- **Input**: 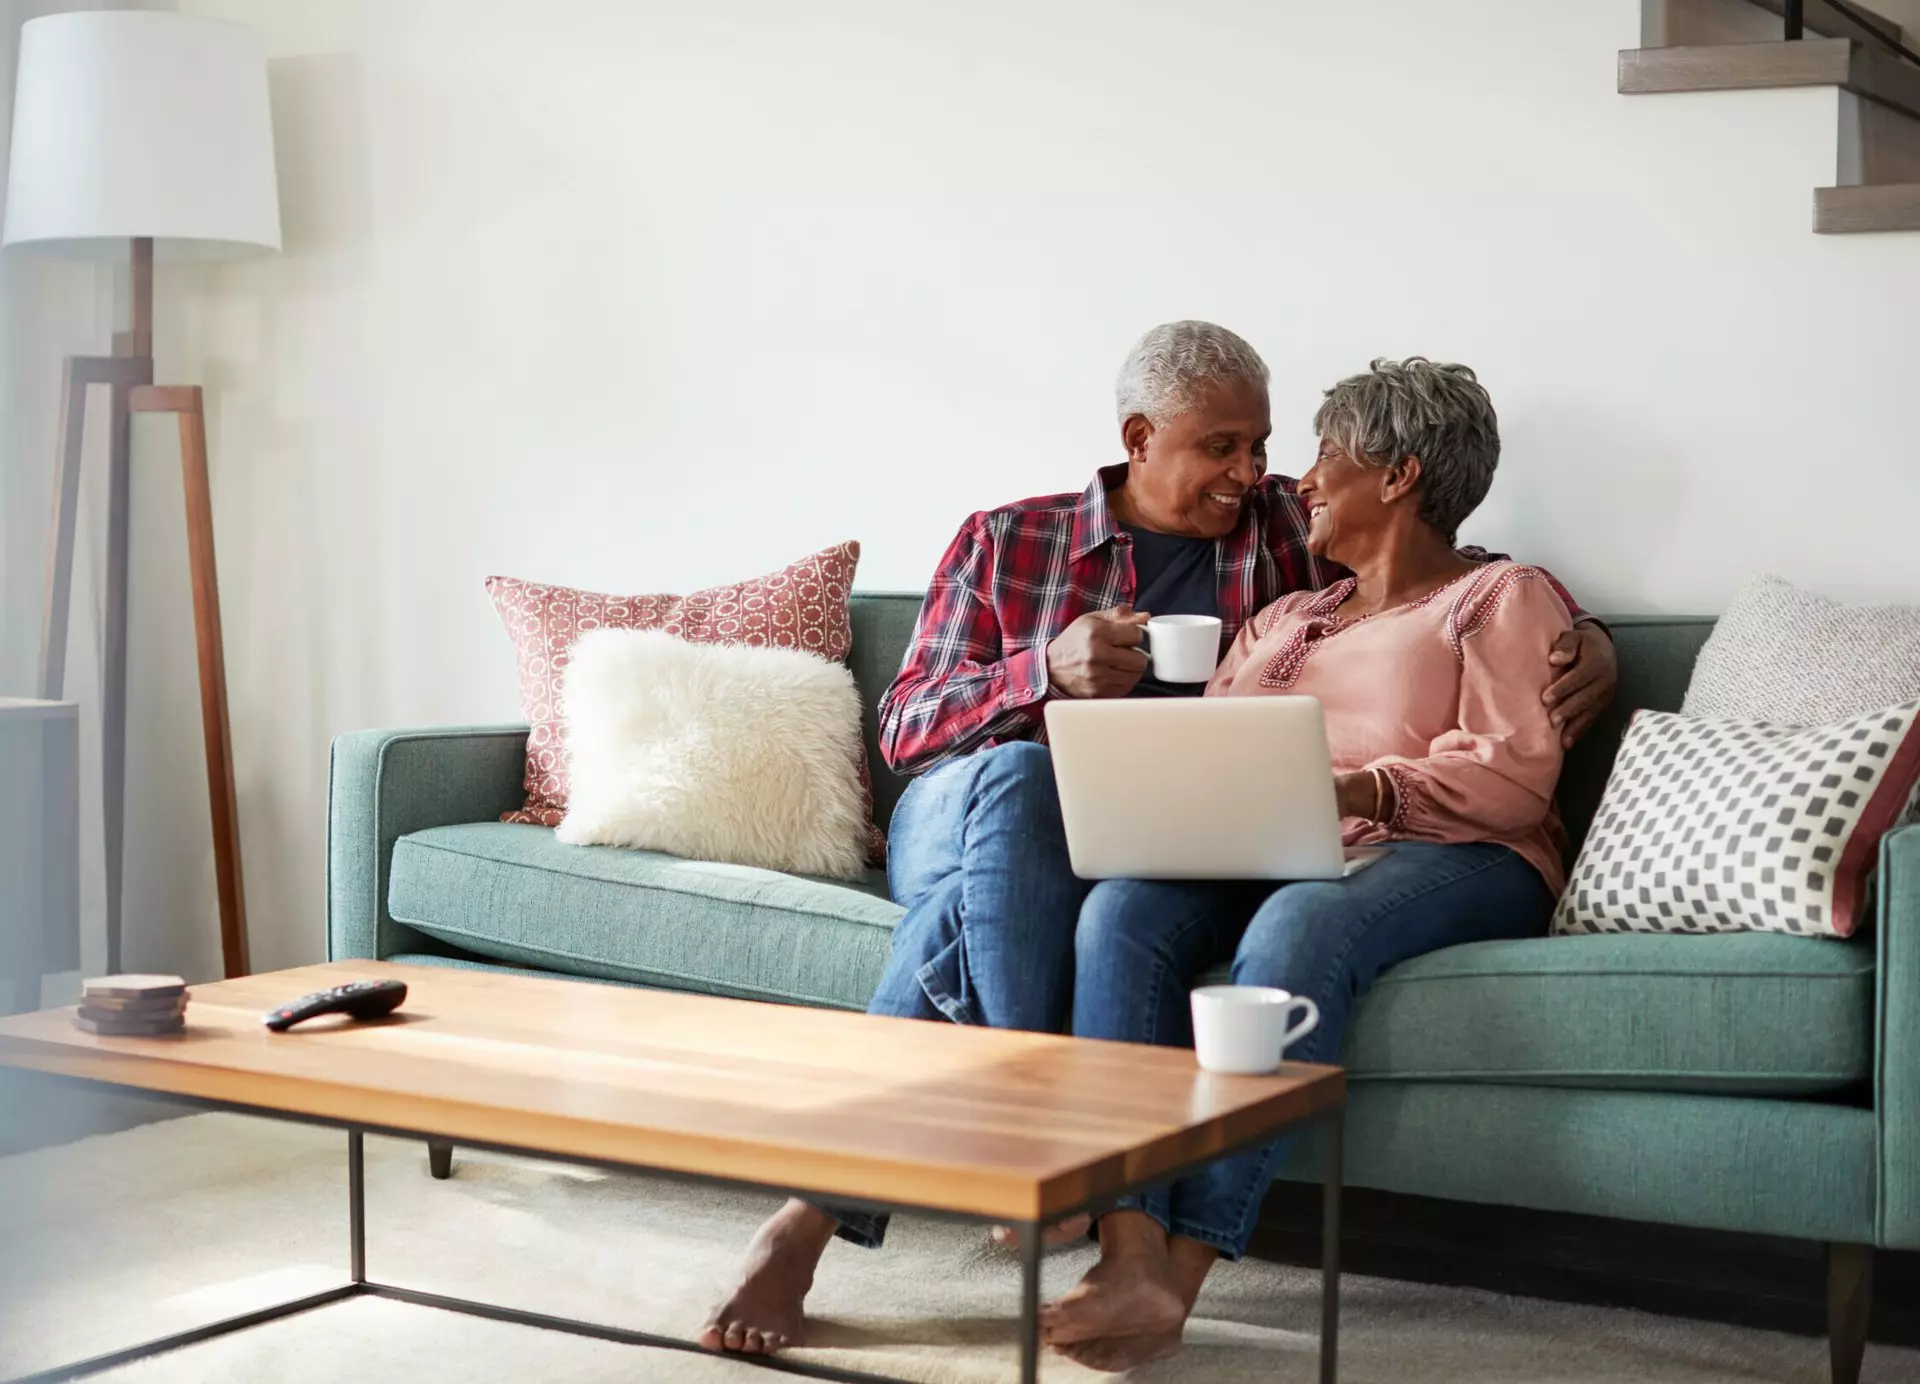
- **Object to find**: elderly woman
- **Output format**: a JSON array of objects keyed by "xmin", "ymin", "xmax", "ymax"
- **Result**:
[{"xmin": 1039, "ymin": 358, "xmax": 1571, "ymax": 1372}]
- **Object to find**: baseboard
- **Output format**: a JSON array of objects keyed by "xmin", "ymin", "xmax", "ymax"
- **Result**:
[{"xmin": 1249, "ymin": 1181, "xmax": 1920, "ymax": 1347}]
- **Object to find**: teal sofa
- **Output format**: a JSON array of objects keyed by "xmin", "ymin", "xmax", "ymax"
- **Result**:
[{"xmin": 329, "ymin": 594, "xmax": 1915, "ymax": 1378}]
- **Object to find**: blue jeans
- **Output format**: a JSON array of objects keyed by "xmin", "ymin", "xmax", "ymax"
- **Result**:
[
  {"xmin": 1072, "ymin": 841, "xmax": 1554, "ymax": 1259},
  {"xmin": 831, "ymin": 741, "xmax": 1087, "ymax": 1247}
]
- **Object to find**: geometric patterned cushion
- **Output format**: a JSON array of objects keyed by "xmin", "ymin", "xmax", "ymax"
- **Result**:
[
  {"xmin": 484, "ymin": 542, "xmax": 885, "ymax": 862},
  {"xmin": 1552, "ymin": 699, "xmax": 1920, "ymax": 939}
]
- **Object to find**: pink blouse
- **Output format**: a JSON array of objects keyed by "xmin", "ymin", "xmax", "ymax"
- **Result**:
[{"xmin": 1206, "ymin": 560, "xmax": 1572, "ymax": 893}]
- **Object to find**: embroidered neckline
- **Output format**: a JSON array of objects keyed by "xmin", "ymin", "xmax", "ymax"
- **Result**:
[
  {"xmin": 1258, "ymin": 567, "xmax": 1482, "ymax": 690},
  {"xmin": 1311, "ymin": 567, "xmax": 1479, "ymax": 625}
]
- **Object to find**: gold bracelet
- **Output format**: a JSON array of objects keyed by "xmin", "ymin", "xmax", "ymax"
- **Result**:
[{"xmin": 1369, "ymin": 767, "xmax": 1385, "ymax": 822}]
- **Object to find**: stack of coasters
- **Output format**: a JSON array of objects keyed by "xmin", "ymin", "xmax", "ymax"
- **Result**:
[{"xmin": 74, "ymin": 975, "xmax": 189, "ymax": 1035}]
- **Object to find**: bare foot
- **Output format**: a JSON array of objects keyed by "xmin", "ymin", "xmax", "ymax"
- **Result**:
[
  {"xmin": 1055, "ymin": 1331, "xmax": 1184, "ymax": 1373},
  {"xmin": 1038, "ymin": 1215, "xmax": 1187, "ymax": 1347},
  {"xmin": 989, "ymin": 1213, "xmax": 1092, "ymax": 1249},
  {"xmin": 698, "ymin": 1199, "xmax": 837, "ymax": 1355}
]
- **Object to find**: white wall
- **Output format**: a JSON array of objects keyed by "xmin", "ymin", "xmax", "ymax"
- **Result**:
[
  {"xmin": 2, "ymin": 0, "xmax": 123, "ymax": 999},
  {"xmin": 41, "ymin": 0, "xmax": 1920, "ymax": 977}
]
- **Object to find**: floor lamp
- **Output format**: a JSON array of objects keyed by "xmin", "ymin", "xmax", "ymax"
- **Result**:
[{"xmin": 3, "ymin": 13, "xmax": 281, "ymax": 979}]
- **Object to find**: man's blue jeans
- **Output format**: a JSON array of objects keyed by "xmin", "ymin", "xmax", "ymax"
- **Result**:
[
  {"xmin": 831, "ymin": 741, "xmax": 1087, "ymax": 1248},
  {"xmin": 1071, "ymin": 841, "xmax": 1554, "ymax": 1260}
]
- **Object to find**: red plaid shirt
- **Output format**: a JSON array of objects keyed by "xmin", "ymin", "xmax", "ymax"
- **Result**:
[{"xmin": 877, "ymin": 464, "xmax": 1588, "ymax": 776}]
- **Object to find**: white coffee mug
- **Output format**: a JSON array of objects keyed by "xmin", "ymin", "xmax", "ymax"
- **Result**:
[
  {"xmin": 1140, "ymin": 614, "xmax": 1223, "ymax": 684},
  {"xmin": 1190, "ymin": 985, "xmax": 1321, "ymax": 1075}
]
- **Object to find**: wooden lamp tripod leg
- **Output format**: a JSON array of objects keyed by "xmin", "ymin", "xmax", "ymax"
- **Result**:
[
  {"xmin": 130, "ymin": 385, "xmax": 250, "ymax": 978},
  {"xmin": 39, "ymin": 355, "xmax": 148, "ymax": 975},
  {"xmin": 35, "ymin": 360, "xmax": 87, "ymax": 705},
  {"xmin": 102, "ymin": 369, "xmax": 133, "ymax": 976},
  {"xmin": 36, "ymin": 242, "xmax": 248, "ymax": 982}
]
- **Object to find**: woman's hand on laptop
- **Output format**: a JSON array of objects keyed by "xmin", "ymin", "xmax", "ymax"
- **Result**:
[
  {"xmin": 1334, "ymin": 769, "xmax": 1394, "ymax": 823},
  {"xmin": 1046, "ymin": 606, "xmax": 1151, "ymax": 699}
]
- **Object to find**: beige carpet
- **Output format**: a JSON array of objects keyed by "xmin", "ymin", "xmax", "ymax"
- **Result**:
[{"xmin": 0, "ymin": 1112, "xmax": 1915, "ymax": 1383}]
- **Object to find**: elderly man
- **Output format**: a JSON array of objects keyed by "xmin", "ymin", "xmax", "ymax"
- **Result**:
[{"xmin": 699, "ymin": 321, "xmax": 1616, "ymax": 1357}]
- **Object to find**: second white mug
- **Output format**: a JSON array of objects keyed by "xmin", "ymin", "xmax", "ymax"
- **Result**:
[
  {"xmin": 1140, "ymin": 614, "xmax": 1222, "ymax": 683},
  {"xmin": 1190, "ymin": 985, "xmax": 1321, "ymax": 1075}
]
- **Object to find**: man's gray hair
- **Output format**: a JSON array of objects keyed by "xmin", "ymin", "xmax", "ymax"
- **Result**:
[
  {"xmin": 1312, "ymin": 357, "xmax": 1500, "ymax": 544},
  {"xmin": 1116, "ymin": 320, "xmax": 1270, "ymax": 426}
]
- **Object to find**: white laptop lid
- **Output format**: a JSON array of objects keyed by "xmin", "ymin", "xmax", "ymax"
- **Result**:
[{"xmin": 1044, "ymin": 697, "xmax": 1350, "ymax": 880}]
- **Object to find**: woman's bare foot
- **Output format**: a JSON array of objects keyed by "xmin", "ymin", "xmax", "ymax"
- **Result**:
[
  {"xmin": 698, "ymin": 1199, "xmax": 838, "ymax": 1355},
  {"xmin": 1040, "ymin": 1213, "xmax": 1219, "ymax": 1355},
  {"xmin": 988, "ymin": 1213, "xmax": 1092, "ymax": 1249},
  {"xmin": 1056, "ymin": 1332, "xmax": 1185, "ymax": 1374},
  {"xmin": 1038, "ymin": 1211, "xmax": 1186, "ymax": 1346}
]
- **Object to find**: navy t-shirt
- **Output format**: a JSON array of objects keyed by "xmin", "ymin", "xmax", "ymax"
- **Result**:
[{"xmin": 1124, "ymin": 525, "xmax": 1218, "ymax": 698}]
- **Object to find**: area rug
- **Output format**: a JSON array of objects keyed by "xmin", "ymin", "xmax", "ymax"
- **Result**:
[{"xmin": 1, "ymin": 1113, "xmax": 1913, "ymax": 1382}]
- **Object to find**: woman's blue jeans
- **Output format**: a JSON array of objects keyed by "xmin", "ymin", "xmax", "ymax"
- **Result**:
[{"xmin": 1073, "ymin": 841, "xmax": 1554, "ymax": 1260}]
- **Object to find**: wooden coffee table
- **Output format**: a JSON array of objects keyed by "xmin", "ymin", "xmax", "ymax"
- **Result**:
[{"xmin": 0, "ymin": 961, "xmax": 1346, "ymax": 1384}]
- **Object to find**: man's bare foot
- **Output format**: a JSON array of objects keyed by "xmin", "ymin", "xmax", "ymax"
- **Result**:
[
  {"xmin": 698, "ymin": 1199, "xmax": 838, "ymax": 1356},
  {"xmin": 1038, "ymin": 1212, "xmax": 1187, "ymax": 1346},
  {"xmin": 1056, "ymin": 1332, "xmax": 1184, "ymax": 1373},
  {"xmin": 989, "ymin": 1213, "xmax": 1091, "ymax": 1249}
]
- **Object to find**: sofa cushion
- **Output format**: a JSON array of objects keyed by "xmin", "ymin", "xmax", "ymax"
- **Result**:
[
  {"xmin": 848, "ymin": 594, "xmax": 927, "ymax": 832},
  {"xmin": 1335, "ymin": 931, "xmax": 1875, "ymax": 1094},
  {"xmin": 557, "ymin": 630, "xmax": 870, "ymax": 879},
  {"xmin": 1552, "ymin": 701, "xmax": 1920, "ymax": 940},
  {"xmin": 1275, "ymin": 1084, "xmax": 1877, "ymax": 1245},
  {"xmin": 1683, "ymin": 573, "xmax": 1920, "ymax": 726},
  {"xmin": 487, "ymin": 542, "xmax": 888, "ymax": 864},
  {"xmin": 387, "ymin": 822, "xmax": 902, "ymax": 1010},
  {"xmin": 1553, "ymin": 618, "xmax": 1714, "ymax": 855}
]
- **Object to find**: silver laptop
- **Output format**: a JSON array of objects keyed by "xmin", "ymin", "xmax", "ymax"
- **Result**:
[{"xmin": 1044, "ymin": 697, "xmax": 1384, "ymax": 881}]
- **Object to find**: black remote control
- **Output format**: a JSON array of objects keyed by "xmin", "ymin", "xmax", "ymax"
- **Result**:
[{"xmin": 264, "ymin": 979, "xmax": 408, "ymax": 1032}]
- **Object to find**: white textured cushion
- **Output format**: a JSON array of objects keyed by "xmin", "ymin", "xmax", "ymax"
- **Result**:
[
  {"xmin": 1553, "ymin": 700, "xmax": 1920, "ymax": 939},
  {"xmin": 1683, "ymin": 574, "xmax": 1920, "ymax": 725},
  {"xmin": 555, "ymin": 629, "xmax": 869, "ymax": 880}
]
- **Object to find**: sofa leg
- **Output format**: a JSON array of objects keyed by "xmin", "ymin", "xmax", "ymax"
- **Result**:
[
  {"xmin": 1827, "ymin": 1242, "xmax": 1873, "ymax": 1384},
  {"xmin": 427, "ymin": 1141, "xmax": 454, "ymax": 1180}
]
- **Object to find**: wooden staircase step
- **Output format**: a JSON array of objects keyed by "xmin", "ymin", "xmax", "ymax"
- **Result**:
[
  {"xmin": 1621, "ymin": 37, "xmax": 1853, "ymax": 92},
  {"xmin": 1814, "ymin": 181, "xmax": 1920, "ymax": 230},
  {"xmin": 1620, "ymin": 38, "xmax": 1920, "ymax": 121}
]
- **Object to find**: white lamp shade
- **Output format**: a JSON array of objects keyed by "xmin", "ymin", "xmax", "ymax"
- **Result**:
[{"xmin": 3, "ymin": 11, "xmax": 280, "ymax": 258}]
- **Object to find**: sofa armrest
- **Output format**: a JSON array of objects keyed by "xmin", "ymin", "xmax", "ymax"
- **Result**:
[
  {"xmin": 327, "ymin": 725, "xmax": 530, "ymax": 962},
  {"xmin": 1878, "ymin": 821, "xmax": 1920, "ymax": 1249}
]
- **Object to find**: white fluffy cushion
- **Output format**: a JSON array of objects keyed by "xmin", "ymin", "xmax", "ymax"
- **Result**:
[
  {"xmin": 555, "ymin": 629, "xmax": 870, "ymax": 880},
  {"xmin": 1683, "ymin": 574, "xmax": 1920, "ymax": 725}
]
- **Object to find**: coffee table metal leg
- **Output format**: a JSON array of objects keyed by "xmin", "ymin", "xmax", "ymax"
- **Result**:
[
  {"xmin": 348, "ymin": 1129, "xmax": 366, "ymax": 1284},
  {"xmin": 1018, "ymin": 1221, "xmax": 1043, "ymax": 1384},
  {"xmin": 1321, "ymin": 1107, "xmax": 1343, "ymax": 1384},
  {"xmin": 15, "ymin": 1089, "xmax": 1345, "ymax": 1384}
]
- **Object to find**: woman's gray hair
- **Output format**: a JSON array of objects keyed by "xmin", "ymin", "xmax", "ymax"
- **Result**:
[
  {"xmin": 1116, "ymin": 321, "xmax": 1270, "ymax": 425},
  {"xmin": 1312, "ymin": 357, "xmax": 1500, "ymax": 544}
]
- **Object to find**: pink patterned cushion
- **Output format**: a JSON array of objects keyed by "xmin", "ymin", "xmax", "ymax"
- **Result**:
[{"xmin": 486, "ymin": 541, "xmax": 885, "ymax": 863}]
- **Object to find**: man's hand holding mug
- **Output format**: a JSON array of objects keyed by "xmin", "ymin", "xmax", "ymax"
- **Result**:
[
  {"xmin": 1046, "ymin": 606, "xmax": 1229, "ymax": 699},
  {"xmin": 1046, "ymin": 606, "xmax": 1151, "ymax": 699}
]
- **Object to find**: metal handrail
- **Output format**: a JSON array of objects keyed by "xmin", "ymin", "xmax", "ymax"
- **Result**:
[
  {"xmin": 1828, "ymin": 0, "xmax": 1920, "ymax": 66},
  {"xmin": 1782, "ymin": 0, "xmax": 1920, "ymax": 68}
]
